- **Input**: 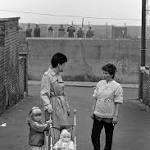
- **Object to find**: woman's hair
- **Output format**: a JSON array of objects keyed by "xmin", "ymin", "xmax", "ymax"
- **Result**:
[
  {"xmin": 51, "ymin": 53, "xmax": 67, "ymax": 68},
  {"xmin": 102, "ymin": 63, "xmax": 117, "ymax": 79}
]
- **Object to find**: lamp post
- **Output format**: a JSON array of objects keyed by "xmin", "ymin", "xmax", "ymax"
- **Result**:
[{"xmin": 139, "ymin": 0, "xmax": 146, "ymax": 99}]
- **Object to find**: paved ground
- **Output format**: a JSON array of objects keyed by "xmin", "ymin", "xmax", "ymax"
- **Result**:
[{"xmin": 0, "ymin": 83, "xmax": 150, "ymax": 150}]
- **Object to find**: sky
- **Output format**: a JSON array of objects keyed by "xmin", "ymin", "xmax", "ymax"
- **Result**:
[{"xmin": 0, "ymin": 0, "xmax": 143, "ymax": 26}]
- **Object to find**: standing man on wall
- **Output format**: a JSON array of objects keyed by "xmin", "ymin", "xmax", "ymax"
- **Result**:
[
  {"xmin": 26, "ymin": 23, "xmax": 32, "ymax": 37},
  {"xmin": 67, "ymin": 24, "xmax": 76, "ymax": 38},
  {"xmin": 58, "ymin": 25, "xmax": 66, "ymax": 37},
  {"xmin": 48, "ymin": 25, "xmax": 54, "ymax": 37},
  {"xmin": 34, "ymin": 24, "xmax": 40, "ymax": 37},
  {"xmin": 86, "ymin": 26, "xmax": 94, "ymax": 38},
  {"xmin": 76, "ymin": 27, "xmax": 84, "ymax": 38}
]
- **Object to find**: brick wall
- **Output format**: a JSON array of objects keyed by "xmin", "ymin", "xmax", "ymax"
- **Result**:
[{"xmin": 0, "ymin": 17, "xmax": 21, "ymax": 114}]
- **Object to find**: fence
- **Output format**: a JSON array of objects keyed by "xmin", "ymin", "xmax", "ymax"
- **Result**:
[
  {"xmin": 0, "ymin": 52, "xmax": 28, "ymax": 114},
  {"xmin": 0, "ymin": 18, "xmax": 28, "ymax": 114},
  {"xmin": 139, "ymin": 71, "xmax": 150, "ymax": 107}
]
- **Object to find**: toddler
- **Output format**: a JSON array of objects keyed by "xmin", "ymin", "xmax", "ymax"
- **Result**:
[
  {"xmin": 27, "ymin": 106, "xmax": 51, "ymax": 150},
  {"xmin": 53, "ymin": 129, "xmax": 75, "ymax": 150}
]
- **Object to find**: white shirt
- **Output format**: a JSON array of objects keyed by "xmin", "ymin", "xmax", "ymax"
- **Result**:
[{"xmin": 93, "ymin": 80, "xmax": 123, "ymax": 118}]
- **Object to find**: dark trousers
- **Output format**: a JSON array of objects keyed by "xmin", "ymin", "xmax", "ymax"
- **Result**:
[{"xmin": 91, "ymin": 117, "xmax": 114, "ymax": 150}]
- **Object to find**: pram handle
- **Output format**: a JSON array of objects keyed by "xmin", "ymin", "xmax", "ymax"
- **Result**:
[
  {"xmin": 73, "ymin": 109, "xmax": 77, "ymax": 126},
  {"xmin": 73, "ymin": 109, "xmax": 77, "ymax": 150},
  {"xmin": 49, "ymin": 114, "xmax": 53, "ymax": 150}
]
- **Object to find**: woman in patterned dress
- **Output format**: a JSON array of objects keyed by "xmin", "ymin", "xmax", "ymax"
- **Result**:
[{"xmin": 40, "ymin": 52, "xmax": 70, "ymax": 142}]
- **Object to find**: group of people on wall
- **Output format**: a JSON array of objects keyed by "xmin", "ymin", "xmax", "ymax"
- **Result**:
[
  {"xmin": 26, "ymin": 23, "xmax": 40, "ymax": 37},
  {"xmin": 49, "ymin": 24, "xmax": 94, "ymax": 38},
  {"xmin": 25, "ymin": 23, "xmax": 94, "ymax": 38}
]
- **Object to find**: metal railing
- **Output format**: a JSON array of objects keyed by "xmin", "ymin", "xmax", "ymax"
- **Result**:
[{"xmin": 139, "ymin": 67, "xmax": 150, "ymax": 109}]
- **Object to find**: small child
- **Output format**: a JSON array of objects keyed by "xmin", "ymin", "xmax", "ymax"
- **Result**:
[
  {"xmin": 53, "ymin": 129, "xmax": 75, "ymax": 150},
  {"xmin": 27, "ymin": 106, "xmax": 51, "ymax": 150}
]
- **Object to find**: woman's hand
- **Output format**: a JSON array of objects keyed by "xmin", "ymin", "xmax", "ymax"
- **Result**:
[
  {"xmin": 67, "ymin": 108, "xmax": 71, "ymax": 116},
  {"xmin": 90, "ymin": 113, "xmax": 94, "ymax": 119},
  {"xmin": 112, "ymin": 116, "xmax": 118, "ymax": 125},
  {"xmin": 113, "ymin": 103, "xmax": 120, "ymax": 126},
  {"xmin": 47, "ymin": 104, "xmax": 53, "ymax": 113},
  {"xmin": 67, "ymin": 111, "xmax": 70, "ymax": 116},
  {"xmin": 46, "ymin": 120, "xmax": 52, "ymax": 125}
]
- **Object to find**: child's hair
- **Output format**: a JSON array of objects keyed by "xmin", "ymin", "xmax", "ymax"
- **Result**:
[
  {"xmin": 60, "ymin": 129, "xmax": 71, "ymax": 139},
  {"xmin": 29, "ymin": 106, "xmax": 41, "ymax": 116},
  {"xmin": 27, "ymin": 106, "xmax": 42, "ymax": 123}
]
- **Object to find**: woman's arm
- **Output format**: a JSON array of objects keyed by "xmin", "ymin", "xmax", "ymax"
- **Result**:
[
  {"xmin": 40, "ymin": 74, "xmax": 53, "ymax": 113},
  {"xmin": 113, "ymin": 85, "xmax": 123, "ymax": 124},
  {"xmin": 112, "ymin": 102, "xmax": 120, "ymax": 124},
  {"xmin": 91, "ymin": 97, "xmax": 97, "ymax": 119},
  {"xmin": 113, "ymin": 102, "xmax": 120, "ymax": 117},
  {"xmin": 91, "ymin": 97, "xmax": 97, "ymax": 113},
  {"xmin": 91, "ymin": 85, "xmax": 98, "ymax": 118},
  {"xmin": 65, "ymin": 96, "xmax": 71, "ymax": 116}
]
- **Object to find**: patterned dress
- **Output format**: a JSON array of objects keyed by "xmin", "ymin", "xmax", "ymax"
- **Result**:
[{"xmin": 40, "ymin": 67, "xmax": 70, "ymax": 141}]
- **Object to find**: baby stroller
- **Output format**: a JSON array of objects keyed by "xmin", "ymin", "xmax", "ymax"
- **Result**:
[{"xmin": 46, "ymin": 109, "xmax": 77, "ymax": 150}]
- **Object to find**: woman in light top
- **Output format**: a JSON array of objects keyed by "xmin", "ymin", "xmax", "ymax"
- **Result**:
[
  {"xmin": 40, "ymin": 52, "xmax": 70, "ymax": 142},
  {"xmin": 91, "ymin": 63, "xmax": 123, "ymax": 150}
]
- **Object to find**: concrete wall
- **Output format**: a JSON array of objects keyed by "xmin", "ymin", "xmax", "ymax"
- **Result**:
[{"xmin": 27, "ymin": 38, "xmax": 145, "ymax": 83}]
